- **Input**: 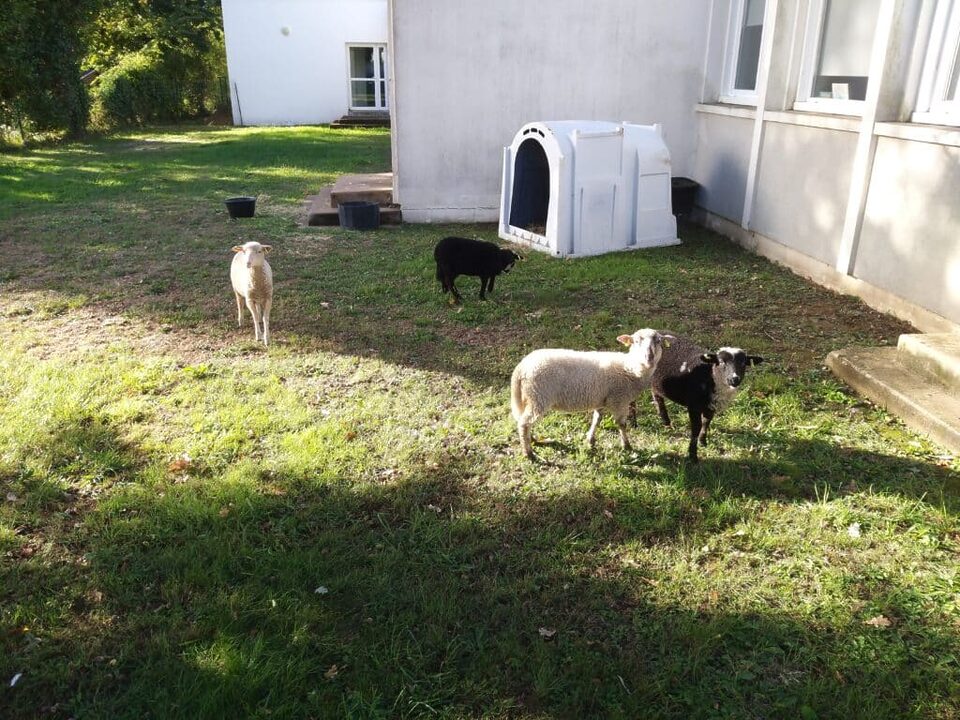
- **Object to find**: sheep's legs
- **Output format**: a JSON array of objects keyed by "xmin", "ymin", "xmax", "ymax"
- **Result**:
[
  {"xmin": 652, "ymin": 392, "xmax": 671, "ymax": 426},
  {"xmin": 614, "ymin": 410, "xmax": 632, "ymax": 451},
  {"xmin": 586, "ymin": 410, "xmax": 602, "ymax": 450},
  {"xmin": 699, "ymin": 409, "xmax": 714, "ymax": 446},
  {"xmin": 479, "ymin": 275, "xmax": 495, "ymax": 299},
  {"xmin": 246, "ymin": 299, "xmax": 262, "ymax": 342},
  {"xmin": 517, "ymin": 419, "xmax": 536, "ymax": 460},
  {"xmin": 686, "ymin": 408, "xmax": 702, "ymax": 462},
  {"xmin": 261, "ymin": 299, "xmax": 272, "ymax": 346},
  {"xmin": 235, "ymin": 293, "xmax": 245, "ymax": 328}
]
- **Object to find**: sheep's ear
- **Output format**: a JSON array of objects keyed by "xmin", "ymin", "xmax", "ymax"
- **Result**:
[
  {"xmin": 617, "ymin": 334, "xmax": 633, "ymax": 346},
  {"xmin": 262, "ymin": 245, "xmax": 273, "ymax": 254},
  {"xmin": 231, "ymin": 245, "xmax": 244, "ymax": 253},
  {"xmin": 701, "ymin": 353, "xmax": 719, "ymax": 365},
  {"xmin": 747, "ymin": 355, "xmax": 765, "ymax": 366}
]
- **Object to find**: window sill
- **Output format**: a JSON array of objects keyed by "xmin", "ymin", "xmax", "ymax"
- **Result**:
[
  {"xmin": 695, "ymin": 103, "xmax": 757, "ymax": 120},
  {"xmin": 764, "ymin": 110, "xmax": 861, "ymax": 133},
  {"xmin": 718, "ymin": 94, "xmax": 759, "ymax": 107},
  {"xmin": 793, "ymin": 99, "xmax": 866, "ymax": 117},
  {"xmin": 875, "ymin": 121, "xmax": 960, "ymax": 148}
]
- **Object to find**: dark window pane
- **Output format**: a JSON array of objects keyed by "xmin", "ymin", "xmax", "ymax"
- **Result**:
[
  {"xmin": 351, "ymin": 80, "xmax": 376, "ymax": 107},
  {"xmin": 734, "ymin": 0, "xmax": 765, "ymax": 91},
  {"xmin": 350, "ymin": 47, "xmax": 374, "ymax": 79},
  {"xmin": 813, "ymin": 0, "xmax": 881, "ymax": 101}
]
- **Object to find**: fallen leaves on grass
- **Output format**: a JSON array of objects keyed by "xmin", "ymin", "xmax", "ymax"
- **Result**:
[
  {"xmin": 324, "ymin": 664, "xmax": 340, "ymax": 679},
  {"xmin": 864, "ymin": 615, "xmax": 894, "ymax": 628},
  {"xmin": 538, "ymin": 627, "xmax": 557, "ymax": 640},
  {"xmin": 847, "ymin": 522, "xmax": 861, "ymax": 538}
]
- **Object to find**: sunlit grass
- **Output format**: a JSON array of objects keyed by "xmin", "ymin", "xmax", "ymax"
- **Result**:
[{"xmin": 1, "ymin": 125, "xmax": 958, "ymax": 719}]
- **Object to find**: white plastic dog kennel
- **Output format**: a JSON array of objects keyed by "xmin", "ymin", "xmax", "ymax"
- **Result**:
[{"xmin": 499, "ymin": 121, "xmax": 679, "ymax": 257}]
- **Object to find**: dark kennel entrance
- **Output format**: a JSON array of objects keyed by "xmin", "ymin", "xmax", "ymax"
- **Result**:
[{"xmin": 507, "ymin": 138, "xmax": 549, "ymax": 233}]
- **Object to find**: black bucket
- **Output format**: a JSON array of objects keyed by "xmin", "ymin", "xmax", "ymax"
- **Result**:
[
  {"xmin": 338, "ymin": 201, "xmax": 380, "ymax": 230},
  {"xmin": 670, "ymin": 177, "xmax": 700, "ymax": 216},
  {"xmin": 225, "ymin": 196, "xmax": 257, "ymax": 219}
]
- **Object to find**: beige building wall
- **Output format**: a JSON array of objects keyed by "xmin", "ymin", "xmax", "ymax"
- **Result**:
[
  {"xmin": 692, "ymin": 112, "xmax": 754, "ymax": 225},
  {"xmin": 750, "ymin": 122, "xmax": 858, "ymax": 268},
  {"xmin": 856, "ymin": 137, "xmax": 960, "ymax": 323}
]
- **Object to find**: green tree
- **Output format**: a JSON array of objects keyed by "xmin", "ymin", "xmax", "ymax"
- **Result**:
[{"xmin": 0, "ymin": 0, "xmax": 100, "ymax": 138}]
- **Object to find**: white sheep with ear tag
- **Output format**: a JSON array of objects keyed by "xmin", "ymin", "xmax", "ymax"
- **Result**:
[
  {"xmin": 230, "ymin": 241, "xmax": 273, "ymax": 346},
  {"xmin": 509, "ymin": 329, "xmax": 670, "ymax": 461}
]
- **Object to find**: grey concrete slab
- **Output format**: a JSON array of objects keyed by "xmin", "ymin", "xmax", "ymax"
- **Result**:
[
  {"xmin": 826, "ymin": 346, "xmax": 960, "ymax": 453},
  {"xmin": 897, "ymin": 333, "xmax": 960, "ymax": 391}
]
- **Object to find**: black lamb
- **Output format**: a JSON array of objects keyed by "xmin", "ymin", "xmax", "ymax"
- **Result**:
[
  {"xmin": 433, "ymin": 236, "xmax": 521, "ymax": 303},
  {"xmin": 647, "ymin": 333, "xmax": 764, "ymax": 462}
]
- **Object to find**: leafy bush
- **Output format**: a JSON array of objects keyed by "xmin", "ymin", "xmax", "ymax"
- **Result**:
[
  {"xmin": 0, "ymin": 0, "xmax": 96, "ymax": 140},
  {"xmin": 91, "ymin": 42, "xmax": 226, "ymax": 127}
]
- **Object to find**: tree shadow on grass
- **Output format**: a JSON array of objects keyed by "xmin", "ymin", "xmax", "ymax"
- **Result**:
[
  {"xmin": 617, "ymin": 422, "xmax": 960, "ymax": 514},
  {"xmin": 4, "ymin": 449, "xmax": 957, "ymax": 719}
]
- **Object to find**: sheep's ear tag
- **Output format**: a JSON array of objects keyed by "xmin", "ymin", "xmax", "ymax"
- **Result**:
[
  {"xmin": 702, "ymin": 353, "xmax": 720, "ymax": 365},
  {"xmin": 617, "ymin": 334, "xmax": 633, "ymax": 346},
  {"xmin": 231, "ymin": 245, "xmax": 244, "ymax": 253},
  {"xmin": 262, "ymin": 245, "xmax": 273, "ymax": 253},
  {"xmin": 662, "ymin": 338, "xmax": 671, "ymax": 348}
]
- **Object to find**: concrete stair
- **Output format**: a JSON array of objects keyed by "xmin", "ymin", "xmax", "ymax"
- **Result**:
[
  {"xmin": 826, "ymin": 333, "xmax": 960, "ymax": 452},
  {"xmin": 330, "ymin": 111, "xmax": 390, "ymax": 129},
  {"xmin": 305, "ymin": 172, "xmax": 401, "ymax": 227}
]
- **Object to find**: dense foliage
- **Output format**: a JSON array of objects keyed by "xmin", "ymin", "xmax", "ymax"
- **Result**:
[
  {"xmin": 0, "ymin": 0, "xmax": 225, "ymax": 141},
  {"xmin": 0, "ymin": 0, "xmax": 98, "ymax": 138}
]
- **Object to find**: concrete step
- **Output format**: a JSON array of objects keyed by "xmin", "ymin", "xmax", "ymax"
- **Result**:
[
  {"xmin": 826, "ymin": 346, "xmax": 960, "ymax": 452},
  {"xmin": 897, "ymin": 333, "xmax": 960, "ymax": 390},
  {"xmin": 330, "ymin": 113, "xmax": 390, "ymax": 128},
  {"xmin": 305, "ymin": 187, "xmax": 401, "ymax": 227},
  {"xmin": 330, "ymin": 172, "xmax": 393, "ymax": 207}
]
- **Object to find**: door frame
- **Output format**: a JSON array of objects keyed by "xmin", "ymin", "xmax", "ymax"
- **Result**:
[{"xmin": 346, "ymin": 43, "xmax": 388, "ymax": 111}]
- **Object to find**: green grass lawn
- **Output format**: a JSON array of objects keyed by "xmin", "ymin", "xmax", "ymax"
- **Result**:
[{"xmin": 1, "ymin": 125, "xmax": 958, "ymax": 720}]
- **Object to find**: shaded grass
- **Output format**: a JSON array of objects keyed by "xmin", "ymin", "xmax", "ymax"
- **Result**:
[{"xmin": 1, "ymin": 126, "xmax": 958, "ymax": 719}]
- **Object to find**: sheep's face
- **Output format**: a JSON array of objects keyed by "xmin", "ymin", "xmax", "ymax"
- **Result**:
[
  {"xmin": 617, "ymin": 329, "xmax": 670, "ymax": 372},
  {"xmin": 498, "ymin": 249, "xmax": 521, "ymax": 274},
  {"xmin": 701, "ymin": 347, "xmax": 764, "ymax": 388},
  {"xmin": 232, "ymin": 242, "xmax": 272, "ymax": 269}
]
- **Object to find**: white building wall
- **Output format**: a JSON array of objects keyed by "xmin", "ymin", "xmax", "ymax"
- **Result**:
[
  {"xmin": 221, "ymin": 0, "xmax": 387, "ymax": 126},
  {"xmin": 389, "ymin": 0, "xmax": 710, "ymax": 222}
]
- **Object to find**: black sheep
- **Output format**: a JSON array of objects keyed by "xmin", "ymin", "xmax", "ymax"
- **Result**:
[
  {"xmin": 433, "ymin": 236, "xmax": 521, "ymax": 303},
  {"xmin": 647, "ymin": 333, "xmax": 764, "ymax": 462}
]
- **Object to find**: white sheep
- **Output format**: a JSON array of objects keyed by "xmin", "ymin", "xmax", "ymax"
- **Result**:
[
  {"xmin": 230, "ymin": 241, "xmax": 273, "ymax": 345},
  {"xmin": 510, "ymin": 328, "xmax": 669, "ymax": 460}
]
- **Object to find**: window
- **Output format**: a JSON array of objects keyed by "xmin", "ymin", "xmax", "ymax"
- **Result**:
[
  {"xmin": 721, "ymin": 0, "xmax": 767, "ymax": 104},
  {"xmin": 795, "ymin": 0, "xmax": 883, "ymax": 114},
  {"xmin": 347, "ymin": 45, "xmax": 388, "ymax": 111},
  {"xmin": 914, "ymin": 0, "xmax": 960, "ymax": 125}
]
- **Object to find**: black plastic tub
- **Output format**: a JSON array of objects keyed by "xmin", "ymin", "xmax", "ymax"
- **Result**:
[
  {"xmin": 338, "ymin": 201, "xmax": 380, "ymax": 230},
  {"xmin": 670, "ymin": 177, "xmax": 700, "ymax": 216},
  {"xmin": 225, "ymin": 196, "xmax": 257, "ymax": 219}
]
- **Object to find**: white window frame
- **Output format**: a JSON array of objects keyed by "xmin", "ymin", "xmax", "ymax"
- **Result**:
[
  {"xmin": 913, "ymin": 0, "xmax": 960, "ymax": 126},
  {"xmin": 720, "ymin": 0, "xmax": 767, "ymax": 106},
  {"xmin": 346, "ymin": 43, "xmax": 388, "ymax": 112},
  {"xmin": 794, "ymin": 0, "xmax": 878, "ymax": 116}
]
